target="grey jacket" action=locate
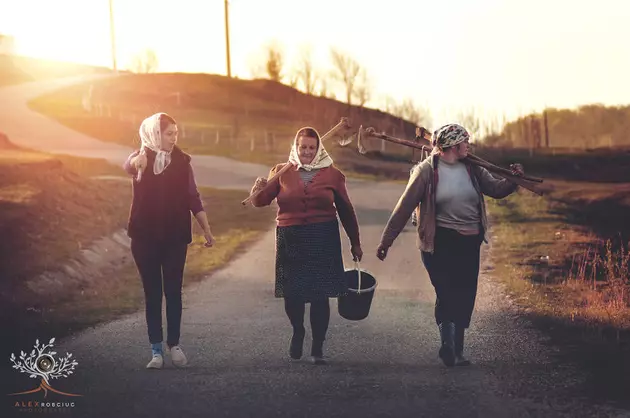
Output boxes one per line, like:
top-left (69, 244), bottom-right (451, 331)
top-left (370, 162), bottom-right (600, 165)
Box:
top-left (379, 154), bottom-right (518, 254)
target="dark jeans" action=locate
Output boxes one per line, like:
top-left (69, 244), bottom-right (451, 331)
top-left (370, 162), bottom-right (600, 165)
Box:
top-left (131, 238), bottom-right (188, 347)
top-left (421, 227), bottom-right (483, 328)
top-left (284, 298), bottom-right (330, 342)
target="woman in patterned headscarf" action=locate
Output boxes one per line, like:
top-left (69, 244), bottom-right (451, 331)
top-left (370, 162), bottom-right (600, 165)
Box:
top-left (376, 123), bottom-right (524, 367)
top-left (122, 112), bottom-right (216, 370)
top-left (250, 127), bottom-right (363, 365)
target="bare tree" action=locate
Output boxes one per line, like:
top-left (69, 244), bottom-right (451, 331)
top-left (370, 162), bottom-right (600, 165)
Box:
top-left (295, 45), bottom-right (318, 95)
top-left (264, 41), bottom-right (284, 82)
top-left (286, 71), bottom-right (299, 89)
top-left (130, 49), bottom-right (159, 73)
top-left (402, 99), bottom-right (431, 127)
top-left (317, 76), bottom-right (335, 99)
top-left (330, 48), bottom-right (361, 105)
top-left (456, 107), bottom-right (482, 141)
top-left (353, 69), bottom-right (371, 107)
top-left (484, 112), bottom-right (507, 137)
top-left (383, 95), bottom-right (396, 114)
top-left (387, 97), bottom-right (431, 127)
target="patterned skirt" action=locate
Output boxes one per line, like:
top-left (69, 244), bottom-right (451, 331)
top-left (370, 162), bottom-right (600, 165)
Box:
top-left (275, 219), bottom-right (347, 301)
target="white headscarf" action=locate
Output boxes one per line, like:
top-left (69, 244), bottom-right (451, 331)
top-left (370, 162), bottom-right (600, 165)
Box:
top-left (139, 112), bottom-right (172, 175)
top-left (287, 127), bottom-right (333, 171)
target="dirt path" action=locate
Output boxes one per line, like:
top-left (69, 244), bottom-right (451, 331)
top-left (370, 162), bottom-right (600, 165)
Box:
top-left (0, 77), bottom-right (626, 418)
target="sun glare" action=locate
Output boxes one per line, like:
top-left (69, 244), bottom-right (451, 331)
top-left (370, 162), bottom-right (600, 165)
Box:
top-left (2, 0), bottom-right (630, 124)
top-left (1, 1), bottom-right (108, 64)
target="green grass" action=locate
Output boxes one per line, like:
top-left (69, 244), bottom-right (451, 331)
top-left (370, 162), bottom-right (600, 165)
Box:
top-left (0, 149), bottom-right (132, 285)
top-left (0, 143), bottom-right (276, 347)
top-left (46, 185), bottom-right (276, 334)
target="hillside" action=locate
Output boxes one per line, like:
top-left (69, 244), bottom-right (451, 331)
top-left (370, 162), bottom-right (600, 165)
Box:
top-left (0, 54), bottom-right (111, 87)
top-left (26, 71), bottom-right (630, 183)
top-left (0, 142), bottom-right (130, 290)
top-left (28, 72), bottom-right (421, 177)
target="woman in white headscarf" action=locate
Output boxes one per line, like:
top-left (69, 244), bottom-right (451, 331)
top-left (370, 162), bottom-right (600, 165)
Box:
top-left (249, 127), bottom-right (363, 365)
top-left (122, 112), bottom-right (216, 370)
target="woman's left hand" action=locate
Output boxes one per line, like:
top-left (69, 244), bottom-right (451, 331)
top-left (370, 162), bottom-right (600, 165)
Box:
top-left (510, 163), bottom-right (524, 177)
top-left (203, 231), bottom-right (216, 248)
top-left (351, 244), bottom-right (363, 262)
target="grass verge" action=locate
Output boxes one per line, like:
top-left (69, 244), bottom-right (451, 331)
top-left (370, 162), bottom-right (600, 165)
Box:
top-left (485, 180), bottom-right (630, 406)
top-left (0, 144), bottom-right (276, 361)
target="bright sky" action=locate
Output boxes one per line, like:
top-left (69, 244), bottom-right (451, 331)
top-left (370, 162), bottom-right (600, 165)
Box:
top-left (2, 0), bottom-right (629, 128)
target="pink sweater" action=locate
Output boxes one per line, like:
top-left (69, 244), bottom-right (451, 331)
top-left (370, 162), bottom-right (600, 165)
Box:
top-left (251, 164), bottom-right (360, 246)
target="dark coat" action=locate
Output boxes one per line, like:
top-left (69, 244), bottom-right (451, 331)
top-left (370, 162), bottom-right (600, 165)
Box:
top-left (127, 146), bottom-right (193, 244)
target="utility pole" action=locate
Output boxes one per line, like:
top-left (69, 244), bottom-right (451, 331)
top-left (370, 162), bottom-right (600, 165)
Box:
top-left (224, 0), bottom-right (232, 78)
top-left (543, 108), bottom-right (550, 147)
top-left (109, 0), bottom-right (118, 73)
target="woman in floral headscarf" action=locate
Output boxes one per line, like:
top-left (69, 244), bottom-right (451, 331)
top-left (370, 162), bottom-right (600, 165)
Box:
top-left (249, 127), bottom-right (363, 365)
top-left (376, 123), bottom-right (524, 367)
top-left (122, 113), bottom-right (216, 370)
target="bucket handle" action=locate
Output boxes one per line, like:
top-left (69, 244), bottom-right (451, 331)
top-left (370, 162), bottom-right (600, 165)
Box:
top-left (355, 260), bottom-right (362, 294)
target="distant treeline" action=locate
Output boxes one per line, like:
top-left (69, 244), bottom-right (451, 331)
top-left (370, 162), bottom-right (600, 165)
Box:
top-left (484, 105), bottom-right (630, 149)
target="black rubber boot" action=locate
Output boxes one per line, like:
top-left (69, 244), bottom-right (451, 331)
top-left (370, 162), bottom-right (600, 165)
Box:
top-left (438, 322), bottom-right (456, 367)
top-left (454, 326), bottom-right (471, 366)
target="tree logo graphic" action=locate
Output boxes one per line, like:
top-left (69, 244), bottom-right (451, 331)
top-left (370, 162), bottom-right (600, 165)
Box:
top-left (8, 338), bottom-right (82, 398)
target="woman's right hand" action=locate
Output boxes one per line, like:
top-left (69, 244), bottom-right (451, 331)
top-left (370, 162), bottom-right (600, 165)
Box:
top-left (252, 177), bottom-right (268, 192)
top-left (376, 243), bottom-right (389, 261)
top-left (133, 152), bottom-right (148, 173)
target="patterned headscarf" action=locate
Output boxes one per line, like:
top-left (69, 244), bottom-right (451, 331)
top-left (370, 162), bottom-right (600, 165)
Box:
top-left (138, 113), bottom-right (172, 176)
top-left (288, 127), bottom-right (333, 171)
top-left (432, 123), bottom-right (470, 150)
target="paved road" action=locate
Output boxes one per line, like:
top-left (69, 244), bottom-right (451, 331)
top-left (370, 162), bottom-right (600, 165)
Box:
top-left (0, 77), bottom-right (627, 418)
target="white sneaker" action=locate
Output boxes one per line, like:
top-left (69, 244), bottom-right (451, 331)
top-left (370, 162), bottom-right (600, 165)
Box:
top-left (146, 354), bottom-right (164, 369)
top-left (169, 346), bottom-right (188, 367)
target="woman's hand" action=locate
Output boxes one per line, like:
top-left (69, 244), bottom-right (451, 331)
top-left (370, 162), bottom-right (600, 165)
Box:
top-left (133, 152), bottom-right (148, 173)
top-left (376, 244), bottom-right (389, 261)
top-left (351, 244), bottom-right (363, 262)
top-left (203, 230), bottom-right (216, 248)
top-left (510, 163), bottom-right (524, 177)
top-left (252, 177), bottom-right (268, 191)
